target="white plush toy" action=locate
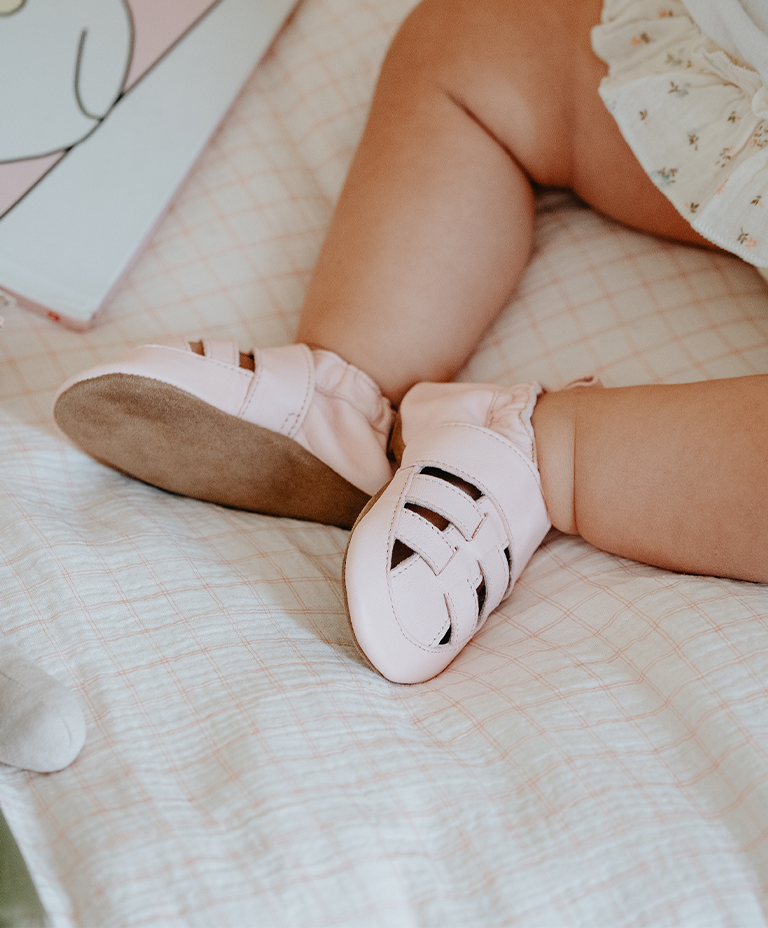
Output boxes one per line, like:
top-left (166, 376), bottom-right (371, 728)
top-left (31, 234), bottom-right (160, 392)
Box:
top-left (0, 642), bottom-right (85, 773)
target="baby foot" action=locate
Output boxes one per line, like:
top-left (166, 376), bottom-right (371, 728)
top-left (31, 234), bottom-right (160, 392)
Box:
top-left (54, 339), bottom-right (395, 528)
top-left (344, 381), bottom-right (551, 683)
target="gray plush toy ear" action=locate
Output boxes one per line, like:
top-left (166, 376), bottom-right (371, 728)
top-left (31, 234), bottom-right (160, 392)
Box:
top-left (0, 642), bottom-right (85, 773)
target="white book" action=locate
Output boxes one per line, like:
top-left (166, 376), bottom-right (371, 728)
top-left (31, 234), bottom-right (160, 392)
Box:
top-left (0, 0), bottom-right (297, 329)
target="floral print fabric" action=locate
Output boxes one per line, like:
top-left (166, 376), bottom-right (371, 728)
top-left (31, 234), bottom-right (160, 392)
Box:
top-left (593, 0), bottom-right (768, 267)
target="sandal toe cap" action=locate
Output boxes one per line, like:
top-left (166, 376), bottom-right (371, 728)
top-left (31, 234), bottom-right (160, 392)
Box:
top-left (345, 422), bottom-right (551, 684)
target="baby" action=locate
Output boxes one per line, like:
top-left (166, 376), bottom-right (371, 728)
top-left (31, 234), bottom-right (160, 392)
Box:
top-left (55, 0), bottom-right (768, 683)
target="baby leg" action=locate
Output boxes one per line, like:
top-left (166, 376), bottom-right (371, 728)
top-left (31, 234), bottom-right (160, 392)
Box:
top-left (298, 0), bottom-right (560, 404)
top-left (534, 376), bottom-right (768, 584)
top-left (297, 0), bottom-right (719, 405)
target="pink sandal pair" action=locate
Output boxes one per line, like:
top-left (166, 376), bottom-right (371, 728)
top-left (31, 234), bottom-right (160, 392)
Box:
top-left (55, 341), bottom-right (551, 684)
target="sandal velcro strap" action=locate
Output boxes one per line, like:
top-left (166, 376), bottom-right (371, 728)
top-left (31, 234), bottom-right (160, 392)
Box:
top-left (345, 421), bottom-right (551, 684)
top-left (200, 339), bottom-right (239, 366)
top-left (243, 344), bottom-right (315, 437)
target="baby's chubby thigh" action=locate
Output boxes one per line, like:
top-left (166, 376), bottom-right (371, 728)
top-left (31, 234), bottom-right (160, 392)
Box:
top-left (387, 0), bottom-right (606, 188)
top-left (393, 0), bottom-right (710, 246)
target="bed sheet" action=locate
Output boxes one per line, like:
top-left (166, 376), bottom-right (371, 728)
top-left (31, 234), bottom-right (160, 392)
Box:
top-left (2, 0), bottom-right (768, 925)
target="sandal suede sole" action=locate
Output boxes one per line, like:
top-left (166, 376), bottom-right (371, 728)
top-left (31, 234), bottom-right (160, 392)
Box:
top-left (54, 373), bottom-right (370, 529)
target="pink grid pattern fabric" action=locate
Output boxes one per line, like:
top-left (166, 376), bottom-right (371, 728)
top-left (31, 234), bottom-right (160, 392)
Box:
top-left (1, 0), bottom-right (768, 925)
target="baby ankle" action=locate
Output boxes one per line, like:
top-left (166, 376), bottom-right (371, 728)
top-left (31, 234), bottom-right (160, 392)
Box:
top-left (530, 389), bottom-right (578, 536)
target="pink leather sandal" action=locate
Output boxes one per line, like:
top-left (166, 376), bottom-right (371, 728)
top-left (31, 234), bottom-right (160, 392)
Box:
top-left (344, 381), bottom-right (551, 683)
top-left (54, 339), bottom-right (394, 528)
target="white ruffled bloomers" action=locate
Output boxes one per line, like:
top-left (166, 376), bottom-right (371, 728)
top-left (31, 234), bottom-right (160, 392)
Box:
top-left (593, 0), bottom-right (768, 269)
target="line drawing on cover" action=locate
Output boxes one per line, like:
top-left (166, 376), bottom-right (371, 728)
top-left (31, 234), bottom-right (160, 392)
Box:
top-left (0, 0), bottom-right (222, 220)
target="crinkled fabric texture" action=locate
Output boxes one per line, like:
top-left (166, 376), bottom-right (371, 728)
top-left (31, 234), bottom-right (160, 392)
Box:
top-left (593, 0), bottom-right (768, 267)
